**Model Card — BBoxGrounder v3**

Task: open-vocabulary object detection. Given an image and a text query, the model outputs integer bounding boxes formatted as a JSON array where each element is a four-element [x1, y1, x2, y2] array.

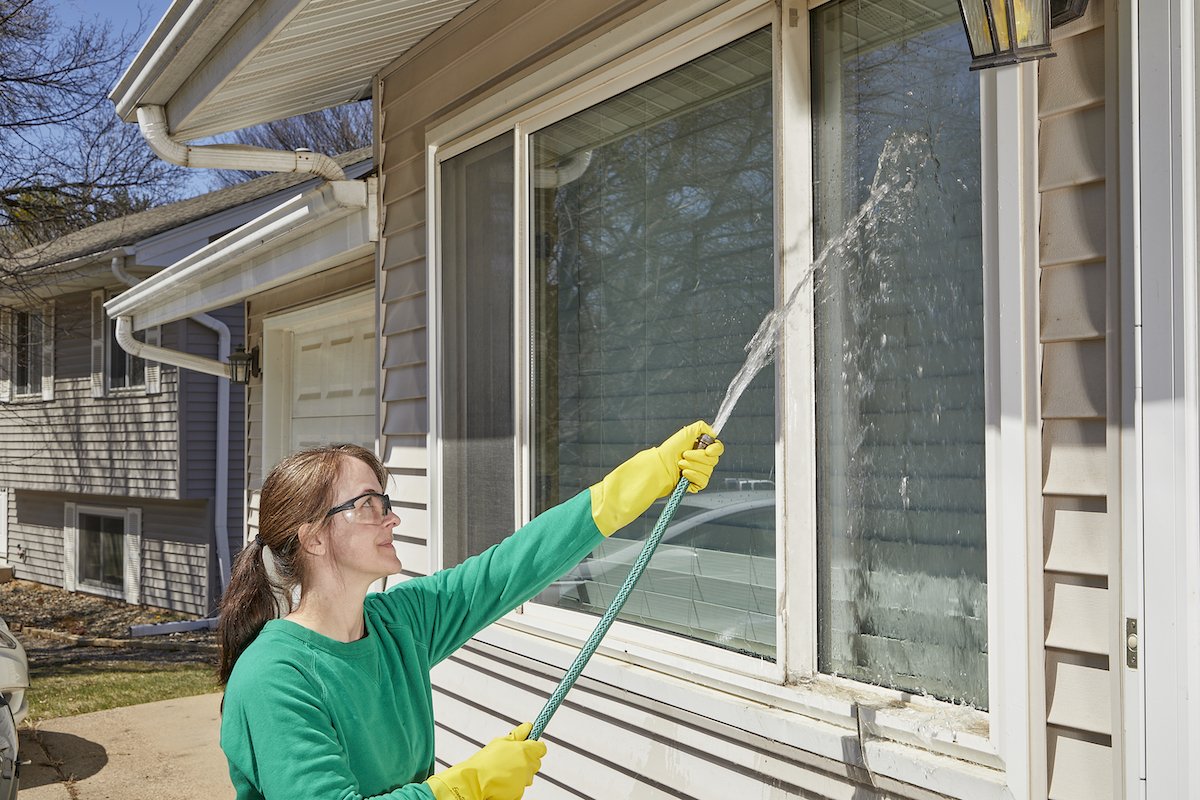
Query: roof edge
[[110, 0, 256, 123]]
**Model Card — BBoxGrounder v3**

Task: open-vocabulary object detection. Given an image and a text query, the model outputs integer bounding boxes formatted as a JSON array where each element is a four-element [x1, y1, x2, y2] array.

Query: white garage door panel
[[285, 307, 376, 454]]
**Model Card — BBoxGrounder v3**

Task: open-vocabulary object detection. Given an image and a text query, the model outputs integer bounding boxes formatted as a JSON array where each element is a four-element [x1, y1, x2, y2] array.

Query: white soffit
[[113, 0, 476, 141], [104, 180, 375, 331]]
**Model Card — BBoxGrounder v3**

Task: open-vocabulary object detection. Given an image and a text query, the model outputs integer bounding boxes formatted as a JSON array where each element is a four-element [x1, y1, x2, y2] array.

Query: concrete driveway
[[18, 693, 233, 799]]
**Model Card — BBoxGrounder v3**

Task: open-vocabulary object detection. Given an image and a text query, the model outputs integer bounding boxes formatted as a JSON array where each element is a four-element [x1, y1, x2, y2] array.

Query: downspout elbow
[[114, 316, 231, 380], [136, 105, 346, 181]]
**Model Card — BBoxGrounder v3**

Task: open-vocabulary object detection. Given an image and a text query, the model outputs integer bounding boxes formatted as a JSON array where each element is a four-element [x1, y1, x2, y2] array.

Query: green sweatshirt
[[220, 489, 604, 800]]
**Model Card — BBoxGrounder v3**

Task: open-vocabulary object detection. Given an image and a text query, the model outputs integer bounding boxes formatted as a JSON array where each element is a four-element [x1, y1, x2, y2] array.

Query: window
[[434, 0, 998, 724], [109, 320, 147, 390], [1, 305, 52, 401], [529, 29, 777, 660], [13, 310, 44, 396], [77, 512, 126, 593], [811, 0, 987, 707], [66, 504, 140, 603], [439, 135, 516, 566], [91, 289, 158, 397]]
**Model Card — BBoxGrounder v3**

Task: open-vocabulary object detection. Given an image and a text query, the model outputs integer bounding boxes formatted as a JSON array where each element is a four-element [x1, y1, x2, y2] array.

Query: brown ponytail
[[217, 443, 387, 685]]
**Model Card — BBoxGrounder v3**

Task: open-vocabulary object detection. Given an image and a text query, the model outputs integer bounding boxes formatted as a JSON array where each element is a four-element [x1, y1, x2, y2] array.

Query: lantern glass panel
[[1015, 0, 1048, 47], [959, 1, 996, 56]]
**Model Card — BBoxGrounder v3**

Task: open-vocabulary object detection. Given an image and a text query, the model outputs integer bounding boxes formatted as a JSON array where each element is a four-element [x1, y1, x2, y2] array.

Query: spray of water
[[710, 131, 930, 437]]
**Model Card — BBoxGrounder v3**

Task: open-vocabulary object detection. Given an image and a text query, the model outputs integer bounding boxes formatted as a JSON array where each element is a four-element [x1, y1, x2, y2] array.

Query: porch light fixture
[[957, 0, 1055, 70], [229, 344, 260, 384]]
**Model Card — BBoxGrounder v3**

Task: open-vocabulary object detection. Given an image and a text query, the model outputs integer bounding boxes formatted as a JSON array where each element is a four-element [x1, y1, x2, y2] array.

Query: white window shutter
[[0, 309, 11, 403], [90, 291, 107, 398], [41, 303, 55, 401], [63, 502, 77, 592], [143, 326, 161, 395], [124, 507, 142, 605]]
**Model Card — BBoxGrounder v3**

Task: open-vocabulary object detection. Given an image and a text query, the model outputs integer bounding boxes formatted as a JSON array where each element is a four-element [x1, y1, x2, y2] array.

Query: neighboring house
[[0, 155, 368, 614], [104, 1, 1197, 799]]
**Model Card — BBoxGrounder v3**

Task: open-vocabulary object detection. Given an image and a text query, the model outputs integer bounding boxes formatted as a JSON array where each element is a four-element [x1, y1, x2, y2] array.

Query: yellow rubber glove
[[589, 421, 725, 537], [426, 723, 545, 800]]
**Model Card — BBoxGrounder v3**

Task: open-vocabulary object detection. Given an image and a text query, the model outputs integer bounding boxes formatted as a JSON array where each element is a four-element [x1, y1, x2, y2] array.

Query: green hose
[[530, 434, 712, 740]]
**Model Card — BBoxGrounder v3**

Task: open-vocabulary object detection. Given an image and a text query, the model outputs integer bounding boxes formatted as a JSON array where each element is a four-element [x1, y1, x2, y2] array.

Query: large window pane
[[812, 0, 987, 706], [530, 29, 777, 659], [440, 134, 516, 564]]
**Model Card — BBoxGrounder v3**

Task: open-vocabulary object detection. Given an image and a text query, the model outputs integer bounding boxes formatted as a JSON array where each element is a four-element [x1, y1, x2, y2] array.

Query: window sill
[[478, 615, 1010, 800], [75, 583, 125, 602]]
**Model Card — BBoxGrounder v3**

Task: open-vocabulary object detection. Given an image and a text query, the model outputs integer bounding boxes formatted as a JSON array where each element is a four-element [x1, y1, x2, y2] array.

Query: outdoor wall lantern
[[958, 0, 1090, 70], [957, 0, 1055, 70], [229, 344, 260, 384]]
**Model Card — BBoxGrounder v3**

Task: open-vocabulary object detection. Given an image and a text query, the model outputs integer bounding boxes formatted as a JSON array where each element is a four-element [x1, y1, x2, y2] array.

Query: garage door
[[286, 301, 376, 452]]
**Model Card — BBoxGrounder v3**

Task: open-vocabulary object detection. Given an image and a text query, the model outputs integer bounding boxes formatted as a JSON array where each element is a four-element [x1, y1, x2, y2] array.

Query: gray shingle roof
[[12, 147, 372, 271]]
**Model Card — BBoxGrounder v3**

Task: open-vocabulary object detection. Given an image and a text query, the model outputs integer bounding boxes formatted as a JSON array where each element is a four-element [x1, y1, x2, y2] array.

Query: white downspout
[[112, 257, 233, 602], [136, 105, 346, 180]]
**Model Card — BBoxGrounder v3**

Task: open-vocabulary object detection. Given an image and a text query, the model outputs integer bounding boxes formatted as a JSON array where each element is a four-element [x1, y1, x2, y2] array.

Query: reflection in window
[[812, 0, 987, 707], [530, 29, 777, 659]]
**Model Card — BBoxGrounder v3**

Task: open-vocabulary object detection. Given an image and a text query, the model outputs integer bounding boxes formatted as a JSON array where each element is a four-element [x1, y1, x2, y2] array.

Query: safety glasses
[[324, 491, 394, 524]]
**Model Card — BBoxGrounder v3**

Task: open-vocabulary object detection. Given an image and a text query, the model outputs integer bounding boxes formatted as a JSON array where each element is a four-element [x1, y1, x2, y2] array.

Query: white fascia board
[[104, 179, 372, 330], [110, 0, 258, 123]]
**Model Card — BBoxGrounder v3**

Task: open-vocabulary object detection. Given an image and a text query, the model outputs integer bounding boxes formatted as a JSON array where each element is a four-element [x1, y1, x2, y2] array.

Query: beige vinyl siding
[[6, 490, 210, 614], [375, 0, 652, 575], [243, 258, 375, 547], [1037, 2, 1121, 798], [375, 3, 936, 798], [0, 291, 180, 497], [434, 641, 950, 800]]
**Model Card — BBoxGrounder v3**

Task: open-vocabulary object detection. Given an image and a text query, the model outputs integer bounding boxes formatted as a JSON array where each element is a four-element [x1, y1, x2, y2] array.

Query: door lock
[[1126, 618, 1138, 669]]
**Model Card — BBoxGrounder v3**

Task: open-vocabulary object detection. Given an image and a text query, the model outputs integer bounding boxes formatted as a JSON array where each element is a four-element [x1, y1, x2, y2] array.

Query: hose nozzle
[[696, 433, 716, 450]]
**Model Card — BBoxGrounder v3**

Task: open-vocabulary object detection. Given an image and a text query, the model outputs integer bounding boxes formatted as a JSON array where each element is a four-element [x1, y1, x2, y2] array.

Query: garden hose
[[530, 433, 715, 740]]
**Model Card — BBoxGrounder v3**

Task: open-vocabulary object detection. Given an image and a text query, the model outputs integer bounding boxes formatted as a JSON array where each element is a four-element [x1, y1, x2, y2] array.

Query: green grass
[[24, 662, 221, 725]]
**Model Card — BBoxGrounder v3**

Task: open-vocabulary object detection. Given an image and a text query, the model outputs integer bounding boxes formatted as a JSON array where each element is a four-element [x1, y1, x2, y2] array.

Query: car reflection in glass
[[536, 488, 777, 659]]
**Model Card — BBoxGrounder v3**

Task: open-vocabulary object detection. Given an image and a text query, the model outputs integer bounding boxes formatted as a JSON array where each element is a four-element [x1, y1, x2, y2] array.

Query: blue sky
[[54, 0, 212, 198], [55, 0, 172, 39]]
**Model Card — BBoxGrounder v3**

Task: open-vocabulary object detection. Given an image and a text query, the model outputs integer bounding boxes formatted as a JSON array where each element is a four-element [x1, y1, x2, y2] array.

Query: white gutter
[[111, 256, 233, 597], [136, 105, 346, 181], [105, 179, 372, 330]]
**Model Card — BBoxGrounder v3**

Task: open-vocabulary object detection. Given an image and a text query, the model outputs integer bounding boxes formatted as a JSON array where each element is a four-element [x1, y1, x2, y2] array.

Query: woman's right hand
[[425, 722, 545, 800]]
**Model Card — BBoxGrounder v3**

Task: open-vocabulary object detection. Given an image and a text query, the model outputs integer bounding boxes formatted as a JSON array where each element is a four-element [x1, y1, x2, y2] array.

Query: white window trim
[[426, 2, 1038, 795], [8, 303, 53, 401], [70, 504, 142, 604]]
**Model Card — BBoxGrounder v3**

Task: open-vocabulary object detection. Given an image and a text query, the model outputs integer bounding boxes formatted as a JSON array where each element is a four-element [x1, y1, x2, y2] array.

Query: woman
[[217, 422, 723, 800]]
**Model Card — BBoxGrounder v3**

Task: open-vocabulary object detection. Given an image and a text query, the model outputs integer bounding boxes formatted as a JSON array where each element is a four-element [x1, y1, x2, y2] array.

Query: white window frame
[[68, 504, 142, 604], [6, 304, 53, 401], [426, 2, 1038, 796]]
